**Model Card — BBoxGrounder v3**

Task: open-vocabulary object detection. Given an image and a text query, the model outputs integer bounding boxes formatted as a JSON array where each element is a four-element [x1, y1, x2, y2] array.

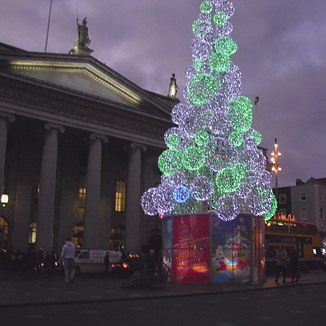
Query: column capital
[[129, 142, 147, 152], [0, 113, 15, 123], [90, 133, 108, 143], [45, 123, 65, 134]]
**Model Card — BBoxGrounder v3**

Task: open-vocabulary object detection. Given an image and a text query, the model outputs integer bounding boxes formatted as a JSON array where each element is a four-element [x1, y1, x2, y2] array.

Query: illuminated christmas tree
[[141, 0, 277, 221]]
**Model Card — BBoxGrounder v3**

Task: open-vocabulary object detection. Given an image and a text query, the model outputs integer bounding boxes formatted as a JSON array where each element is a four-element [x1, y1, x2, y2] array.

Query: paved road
[[1, 269, 326, 307], [1, 283, 326, 326]]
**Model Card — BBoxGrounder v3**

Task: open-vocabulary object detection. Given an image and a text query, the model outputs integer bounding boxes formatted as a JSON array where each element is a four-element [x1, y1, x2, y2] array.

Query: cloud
[[1, 0, 326, 186]]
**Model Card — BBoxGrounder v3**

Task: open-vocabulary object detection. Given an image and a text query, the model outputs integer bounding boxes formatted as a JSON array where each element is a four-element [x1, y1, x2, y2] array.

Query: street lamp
[[271, 138, 282, 207], [1, 193, 9, 207]]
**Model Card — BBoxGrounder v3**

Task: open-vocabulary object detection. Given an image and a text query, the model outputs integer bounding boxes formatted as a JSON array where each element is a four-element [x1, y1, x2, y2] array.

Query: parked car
[[111, 253, 145, 278]]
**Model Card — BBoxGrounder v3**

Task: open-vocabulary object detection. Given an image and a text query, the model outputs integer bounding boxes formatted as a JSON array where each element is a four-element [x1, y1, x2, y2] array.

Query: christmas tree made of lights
[[141, 0, 277, 222]]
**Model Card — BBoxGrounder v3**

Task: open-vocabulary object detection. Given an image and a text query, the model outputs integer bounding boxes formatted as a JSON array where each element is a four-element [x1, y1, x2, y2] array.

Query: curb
[[1, 280, 325, 309]]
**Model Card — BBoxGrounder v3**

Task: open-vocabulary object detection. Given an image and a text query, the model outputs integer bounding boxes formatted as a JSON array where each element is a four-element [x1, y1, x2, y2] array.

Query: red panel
[[172, 214, 210, 283]]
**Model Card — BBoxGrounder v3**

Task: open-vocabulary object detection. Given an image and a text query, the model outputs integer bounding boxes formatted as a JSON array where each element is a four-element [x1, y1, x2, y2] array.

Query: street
[[1, 283, 326, 326]]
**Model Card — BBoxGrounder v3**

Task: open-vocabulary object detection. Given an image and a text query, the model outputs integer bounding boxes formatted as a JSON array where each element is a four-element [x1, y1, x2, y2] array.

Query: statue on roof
[[77, 17, 91, 48], [168, 73, 178, 98]]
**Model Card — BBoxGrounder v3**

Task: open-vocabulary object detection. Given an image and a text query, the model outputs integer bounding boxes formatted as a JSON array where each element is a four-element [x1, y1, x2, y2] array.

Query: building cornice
[[0, 73, 173, 148]]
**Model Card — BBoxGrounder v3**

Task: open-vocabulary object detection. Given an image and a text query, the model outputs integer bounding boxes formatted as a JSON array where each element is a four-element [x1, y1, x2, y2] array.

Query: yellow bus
[[265, 218, 323, 273]]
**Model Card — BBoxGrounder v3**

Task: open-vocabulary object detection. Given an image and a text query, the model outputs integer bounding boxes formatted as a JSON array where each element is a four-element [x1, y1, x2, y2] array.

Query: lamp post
[[271, 138, 282, 209]]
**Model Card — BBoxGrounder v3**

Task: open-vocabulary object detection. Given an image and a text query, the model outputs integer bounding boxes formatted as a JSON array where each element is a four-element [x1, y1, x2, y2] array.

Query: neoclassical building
[[0, 40, 178, 254]]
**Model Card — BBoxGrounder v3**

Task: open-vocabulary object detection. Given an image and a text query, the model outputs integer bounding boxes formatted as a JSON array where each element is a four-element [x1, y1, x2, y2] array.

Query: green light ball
[[213, 12, 227, 26], [215, 37, 238, 55], [182, 147, 205, 171], [215, 168, 239, 194], [166, 133, 180, 149], [200, 1, 213, 14], [158, 149, 183, 176], [187, 74, 219, 106], [230, 96, 252, 113], [229, 97, 253, 133], [209, 51, 231, 72], [232, 163, 247, 183], [228, 131, 244, 147], [195, 130, 210, 146], [229, 110, 252, 133], [248, 130, 262, 145]]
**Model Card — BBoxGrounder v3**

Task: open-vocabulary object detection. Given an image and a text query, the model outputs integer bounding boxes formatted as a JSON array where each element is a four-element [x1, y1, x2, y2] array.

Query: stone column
[[125, 143, 146, 253], [56, 143, 81, 252], [12, 184, 32, 251], [83, 133, 108, 249], [36, 123, 65, 253], [0, 114, 15, 197]]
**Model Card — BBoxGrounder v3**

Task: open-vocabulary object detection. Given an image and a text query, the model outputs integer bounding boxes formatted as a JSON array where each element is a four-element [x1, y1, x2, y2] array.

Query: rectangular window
[[279, 194, 286, 204], [300, 193, 307, 201], [29, 222, 37, 244], [115, 181, 126, 212], [320, 208, 324, 219], [320, 192, 323, 201]]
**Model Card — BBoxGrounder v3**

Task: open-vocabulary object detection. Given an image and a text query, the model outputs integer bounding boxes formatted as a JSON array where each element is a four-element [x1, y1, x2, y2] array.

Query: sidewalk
[[0, 269, 326, 308]]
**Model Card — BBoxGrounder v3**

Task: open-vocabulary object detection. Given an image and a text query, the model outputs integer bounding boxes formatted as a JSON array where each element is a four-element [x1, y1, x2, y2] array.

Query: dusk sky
[[1, 0, 326, 188]]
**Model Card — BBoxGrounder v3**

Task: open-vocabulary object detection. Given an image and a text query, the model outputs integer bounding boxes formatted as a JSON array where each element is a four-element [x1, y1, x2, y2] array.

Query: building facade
[[275, 178, 326, 242], [0, 42, 178, 254]]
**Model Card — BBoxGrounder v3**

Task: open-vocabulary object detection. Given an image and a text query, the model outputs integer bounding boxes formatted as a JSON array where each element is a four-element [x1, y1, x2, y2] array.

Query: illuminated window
[[72, 225, 83, 248], [29, 222, 37, 243], [79, 187, 86, 208], [115, 181, 126, 212]]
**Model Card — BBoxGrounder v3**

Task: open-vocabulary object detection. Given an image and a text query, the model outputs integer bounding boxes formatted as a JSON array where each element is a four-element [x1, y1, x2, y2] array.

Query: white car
[[74, 249, 122, 274]]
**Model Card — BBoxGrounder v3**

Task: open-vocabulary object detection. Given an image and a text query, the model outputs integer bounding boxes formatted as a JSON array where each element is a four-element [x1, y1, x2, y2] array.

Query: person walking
[[274, 246, 288, 283], [60, 238, 76, 286]]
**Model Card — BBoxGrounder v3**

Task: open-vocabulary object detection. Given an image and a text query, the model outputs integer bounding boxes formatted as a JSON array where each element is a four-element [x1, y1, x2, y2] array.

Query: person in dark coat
[[104, 252, 110, 273], [289, 249, 300, 283], [145, 249, 158, 270]]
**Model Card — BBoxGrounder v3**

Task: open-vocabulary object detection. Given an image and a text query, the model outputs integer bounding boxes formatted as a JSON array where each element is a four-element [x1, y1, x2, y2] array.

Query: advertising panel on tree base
[[162, 214, 265, 284]]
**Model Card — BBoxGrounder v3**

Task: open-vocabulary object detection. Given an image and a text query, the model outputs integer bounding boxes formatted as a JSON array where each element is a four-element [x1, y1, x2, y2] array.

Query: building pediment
[[7, 59, 142, 106], [0, 44, 178, 119]]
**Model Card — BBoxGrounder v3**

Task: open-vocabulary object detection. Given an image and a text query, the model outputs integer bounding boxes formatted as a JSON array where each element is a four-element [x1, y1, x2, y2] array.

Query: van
[[74, 249, 122, 274]]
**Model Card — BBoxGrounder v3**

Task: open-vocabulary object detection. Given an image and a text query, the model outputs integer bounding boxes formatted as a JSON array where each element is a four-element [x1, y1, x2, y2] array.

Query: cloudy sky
[[1, 0, 326, 187]]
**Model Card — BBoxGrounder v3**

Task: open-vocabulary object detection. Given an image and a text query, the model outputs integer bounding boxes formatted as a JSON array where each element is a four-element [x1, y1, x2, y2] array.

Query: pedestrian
[[274, 246, 288, 283], [60, 238, 76, 286], [289, 249, 300, 283], [35, 248, 44, 274], [145, 249, 158, 270], [104, 252, 110, 274]]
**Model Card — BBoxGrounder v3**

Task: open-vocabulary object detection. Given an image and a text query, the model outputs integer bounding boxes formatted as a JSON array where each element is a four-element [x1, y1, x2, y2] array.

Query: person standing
[[274, 246, 288, 283], [60, 238, 76, 285], [289, 249, 300, 283], [104, 252, 110, 274]]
